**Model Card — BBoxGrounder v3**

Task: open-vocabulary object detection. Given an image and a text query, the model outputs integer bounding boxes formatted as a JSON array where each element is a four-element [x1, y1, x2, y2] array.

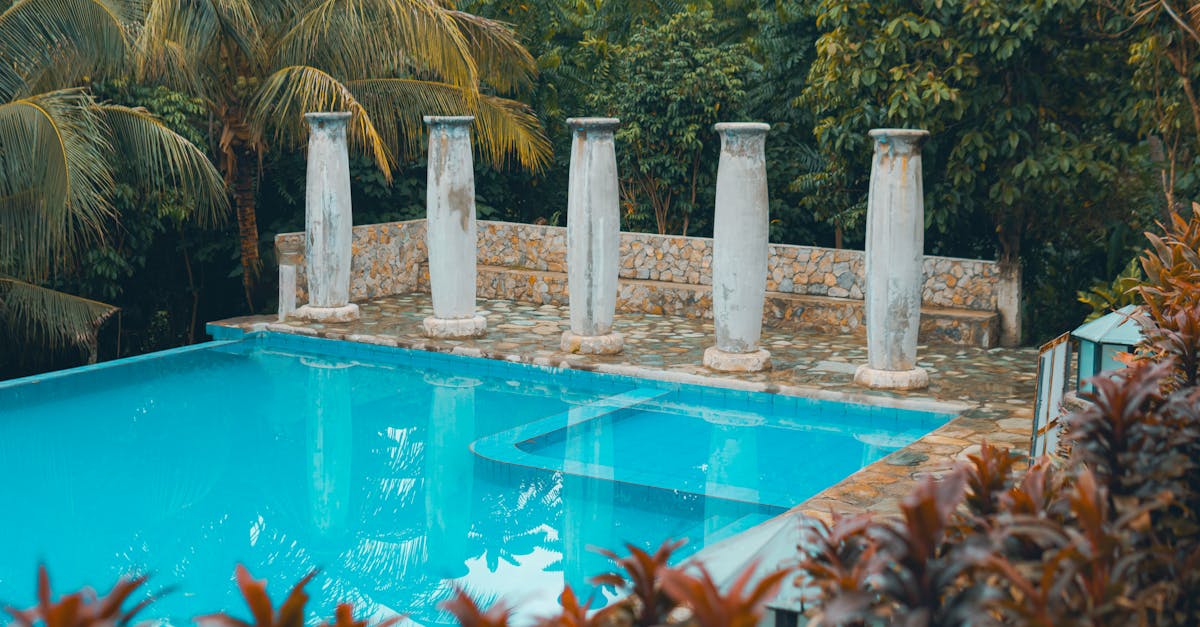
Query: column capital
[[714, 122, 770, 136], [869, 128, 929, 153], [424, 115, 474, 128], [305, 111, 352, 131], [567, 117, 620, 133]]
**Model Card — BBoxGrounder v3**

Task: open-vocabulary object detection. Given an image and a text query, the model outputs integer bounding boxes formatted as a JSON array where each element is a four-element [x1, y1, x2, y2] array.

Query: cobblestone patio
[[213, 292, 1037, 522]]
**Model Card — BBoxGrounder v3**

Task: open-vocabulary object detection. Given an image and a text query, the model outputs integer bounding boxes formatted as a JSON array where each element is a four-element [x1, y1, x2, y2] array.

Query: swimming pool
[[0, 331, 951, 623]]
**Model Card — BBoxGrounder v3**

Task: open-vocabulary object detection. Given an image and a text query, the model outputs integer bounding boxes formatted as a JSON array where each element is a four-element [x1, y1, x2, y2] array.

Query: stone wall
[[277, 219, 426, 304], [474, 221, 1004, 311], [277, 218, 1018, 346]]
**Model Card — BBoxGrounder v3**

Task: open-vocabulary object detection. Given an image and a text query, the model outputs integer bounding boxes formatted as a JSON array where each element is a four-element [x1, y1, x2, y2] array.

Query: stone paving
[[213, 292, 1038, 523]]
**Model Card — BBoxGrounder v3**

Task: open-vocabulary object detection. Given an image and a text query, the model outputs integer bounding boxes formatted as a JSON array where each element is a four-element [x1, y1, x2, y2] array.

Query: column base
[[703, 347, 771, 373], [293, 303, 360, 323], [561, 331, 624, 355], [853, 365, 929, 390], [423, 315, 487, 339]]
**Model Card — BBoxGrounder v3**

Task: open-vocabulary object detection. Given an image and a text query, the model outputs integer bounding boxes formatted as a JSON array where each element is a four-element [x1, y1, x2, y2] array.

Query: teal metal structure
[[1072, 304, 1144, 391]]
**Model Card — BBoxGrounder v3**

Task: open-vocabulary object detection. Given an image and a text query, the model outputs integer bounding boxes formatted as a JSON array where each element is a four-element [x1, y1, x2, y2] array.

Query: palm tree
[[134, 0, 552, 308], [0, 0, 228, 359]]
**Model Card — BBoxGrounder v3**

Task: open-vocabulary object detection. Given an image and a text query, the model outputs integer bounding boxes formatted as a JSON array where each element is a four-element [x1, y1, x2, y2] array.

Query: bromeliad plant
[[7, 543, 788, 627], [4, 566, 159, 627]]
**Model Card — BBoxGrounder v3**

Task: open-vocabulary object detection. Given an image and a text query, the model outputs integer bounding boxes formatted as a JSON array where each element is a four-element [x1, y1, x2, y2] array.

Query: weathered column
[[561, 117, 624, 355], [294, 112, 359, 322], [276, 237, 302, 321], [854, 129, 930, 390], [704, 123, 772, 372], [423, 116, 486, 338]]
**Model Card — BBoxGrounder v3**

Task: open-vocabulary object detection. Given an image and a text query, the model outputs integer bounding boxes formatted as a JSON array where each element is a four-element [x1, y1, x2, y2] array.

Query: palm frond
[[249, 65, 394, 178], [15, 46, 97, 97], [0, 0, 135, 99], [444, 10, 535, 94], [94, 103, 230, 226], [0, 88, 114, 281], [347, 78, 550, 171], [207, 0, 270, 73], [274, 0, 479, 92], [0, 276, 117, 350], [134, 0, 223, 95]]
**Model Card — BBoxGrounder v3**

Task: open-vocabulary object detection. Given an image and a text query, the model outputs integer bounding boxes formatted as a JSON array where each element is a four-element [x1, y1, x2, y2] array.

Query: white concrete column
[[276, 238, 302, 321], [561, 117, 624, 355], [294, 112, 359, 322], [704, 123, 772, 373], [854, 128, 930, 390], [423, 116, 486, 338]]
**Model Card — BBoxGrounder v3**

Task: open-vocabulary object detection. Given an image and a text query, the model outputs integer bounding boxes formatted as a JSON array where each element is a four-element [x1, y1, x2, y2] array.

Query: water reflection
[[423, 374, 480, 579], [302, 357, 355, 537], [702, 410, 761, 541], [562, 402, 614, 602]]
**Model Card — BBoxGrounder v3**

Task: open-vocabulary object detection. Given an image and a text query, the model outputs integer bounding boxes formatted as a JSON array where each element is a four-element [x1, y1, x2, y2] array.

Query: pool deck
[[212, 292, 1037, 525]]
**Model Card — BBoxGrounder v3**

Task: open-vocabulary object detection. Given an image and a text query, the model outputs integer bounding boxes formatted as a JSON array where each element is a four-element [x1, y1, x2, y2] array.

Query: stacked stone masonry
[[277, 219, 1015, 347]]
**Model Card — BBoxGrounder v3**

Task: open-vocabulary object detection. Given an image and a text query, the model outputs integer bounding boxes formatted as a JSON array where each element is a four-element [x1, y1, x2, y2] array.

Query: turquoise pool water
[[0, 332, 950, 623]]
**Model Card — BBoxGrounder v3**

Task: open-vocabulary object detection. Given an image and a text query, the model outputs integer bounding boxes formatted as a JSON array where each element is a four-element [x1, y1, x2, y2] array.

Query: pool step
[[469, 387, 672, 475]]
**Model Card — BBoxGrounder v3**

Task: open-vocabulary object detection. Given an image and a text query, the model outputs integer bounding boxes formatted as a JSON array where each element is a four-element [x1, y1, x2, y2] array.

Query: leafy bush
[[792, 209, 1200, 625]]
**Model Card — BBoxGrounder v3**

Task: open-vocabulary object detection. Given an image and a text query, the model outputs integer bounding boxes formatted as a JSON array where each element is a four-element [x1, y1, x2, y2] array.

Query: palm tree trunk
[[233, 148, 260, 311]]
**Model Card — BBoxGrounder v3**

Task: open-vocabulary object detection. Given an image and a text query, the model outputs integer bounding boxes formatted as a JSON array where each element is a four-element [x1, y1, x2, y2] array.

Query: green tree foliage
[[0, 0, 227, 361], [803, 0, 1142, 260], [1101, 1, 1200, 213], [467, 0, 767, 229], [589, 10, 754, 235], [746, 2, 827, 246], [800, 0, 1160, 339]]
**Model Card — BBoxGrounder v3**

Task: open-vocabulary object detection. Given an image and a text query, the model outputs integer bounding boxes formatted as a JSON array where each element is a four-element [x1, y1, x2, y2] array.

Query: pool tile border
[[0, 340, 239, 392]]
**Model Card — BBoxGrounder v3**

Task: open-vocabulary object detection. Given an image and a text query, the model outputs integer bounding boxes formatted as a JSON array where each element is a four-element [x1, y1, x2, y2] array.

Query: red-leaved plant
[[196, 566, 317, 627], [441, 588, 513, 627], [659, 563, 790, 627], [196, 565, 401, 627], [4, 566, 158, 627], [590, 539, 685, 626]]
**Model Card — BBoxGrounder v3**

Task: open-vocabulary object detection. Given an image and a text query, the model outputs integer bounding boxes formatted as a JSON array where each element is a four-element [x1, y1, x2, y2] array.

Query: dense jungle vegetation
[[2, 0, 1197, 377]]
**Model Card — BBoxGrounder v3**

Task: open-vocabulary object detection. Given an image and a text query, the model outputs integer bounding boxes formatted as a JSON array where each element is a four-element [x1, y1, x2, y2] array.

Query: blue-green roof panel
[[1072, 304, 1144, 345]]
